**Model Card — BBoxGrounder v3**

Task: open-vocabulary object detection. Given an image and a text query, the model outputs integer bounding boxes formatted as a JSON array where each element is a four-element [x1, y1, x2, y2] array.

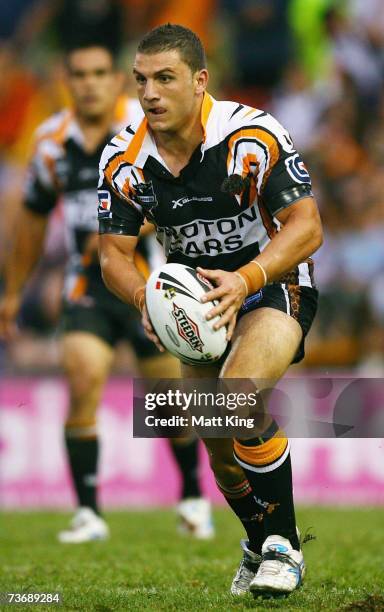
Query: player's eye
[[135, 75, 146, 84], [71, 71, 85, 79], [159, 75, 172, 83]]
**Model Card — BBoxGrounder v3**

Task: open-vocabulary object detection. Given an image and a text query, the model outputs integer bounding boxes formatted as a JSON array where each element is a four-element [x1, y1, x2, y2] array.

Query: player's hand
[[141, 302, 165, 352], [0, 294, 21, 341], [197, 267, 247, 341]]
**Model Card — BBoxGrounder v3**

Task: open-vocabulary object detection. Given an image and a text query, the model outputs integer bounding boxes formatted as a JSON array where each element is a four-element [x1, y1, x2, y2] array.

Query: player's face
[[66, 47, 120, 119], [133, 50, 207, 133]]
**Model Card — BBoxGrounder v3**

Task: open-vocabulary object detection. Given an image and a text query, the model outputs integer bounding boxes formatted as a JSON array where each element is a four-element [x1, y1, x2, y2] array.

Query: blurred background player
[[0, 41, 213, 542]]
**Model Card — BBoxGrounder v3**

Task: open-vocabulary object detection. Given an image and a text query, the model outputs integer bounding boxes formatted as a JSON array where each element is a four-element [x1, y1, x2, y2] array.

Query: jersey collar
[[123, 91, 215, 169]]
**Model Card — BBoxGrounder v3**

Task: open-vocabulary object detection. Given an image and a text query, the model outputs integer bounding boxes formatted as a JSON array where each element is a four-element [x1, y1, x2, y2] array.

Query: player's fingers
[[141, 309, 154, 332], [196, 267, 223, 282], [201, 285, 227, 303], [213, 304, 236, 330], [154, 340, 165, 353], [206, 295, 234, 319], [143, 327, 165, 352], [141, 308, 165, 351], [226, 315, 237, 341]]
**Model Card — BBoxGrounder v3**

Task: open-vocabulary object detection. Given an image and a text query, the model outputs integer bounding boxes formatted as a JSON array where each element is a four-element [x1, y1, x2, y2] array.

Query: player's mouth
[[83, 95, 99, 104], [148, 107, 167, 116]]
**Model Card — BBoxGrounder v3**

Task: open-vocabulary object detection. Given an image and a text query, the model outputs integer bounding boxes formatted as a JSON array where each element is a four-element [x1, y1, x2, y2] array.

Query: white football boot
[[230, 539, 262, 596], [250, 534, 305, 596], [176, 497, 215, 540], [58, 507, 109, 543]]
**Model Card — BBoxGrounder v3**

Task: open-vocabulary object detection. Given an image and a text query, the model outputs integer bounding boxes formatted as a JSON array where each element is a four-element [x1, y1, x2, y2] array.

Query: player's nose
[[143, 79, 159, 101]]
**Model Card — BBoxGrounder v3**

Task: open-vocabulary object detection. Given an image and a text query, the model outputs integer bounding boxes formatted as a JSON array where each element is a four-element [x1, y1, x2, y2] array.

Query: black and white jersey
[[24, 97, 144, 300], [98, 93, 315, 287]]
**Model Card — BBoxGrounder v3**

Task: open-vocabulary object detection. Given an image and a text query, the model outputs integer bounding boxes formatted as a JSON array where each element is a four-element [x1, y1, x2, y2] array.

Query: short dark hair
[[137, 24, 206, 73], [65, 41, 117, 70]]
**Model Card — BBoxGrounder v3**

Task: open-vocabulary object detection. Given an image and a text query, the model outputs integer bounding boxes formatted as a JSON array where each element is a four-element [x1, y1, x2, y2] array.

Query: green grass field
[[1, 508, 383, 611]]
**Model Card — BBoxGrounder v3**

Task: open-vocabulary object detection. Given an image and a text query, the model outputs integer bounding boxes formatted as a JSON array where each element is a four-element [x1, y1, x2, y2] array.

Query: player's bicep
[[275, 196, 323, 251], [275, 195, 321, 226], [99, 233, 139, 268]]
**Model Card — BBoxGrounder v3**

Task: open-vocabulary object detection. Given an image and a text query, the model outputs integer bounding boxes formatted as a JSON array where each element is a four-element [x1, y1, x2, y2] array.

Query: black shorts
[[236, 282, 318, 363], [60, 296, 158, 357]]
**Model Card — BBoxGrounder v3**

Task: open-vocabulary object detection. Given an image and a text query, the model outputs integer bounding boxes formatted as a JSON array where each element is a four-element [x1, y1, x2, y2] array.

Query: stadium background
[[1, 0, 384, 509]]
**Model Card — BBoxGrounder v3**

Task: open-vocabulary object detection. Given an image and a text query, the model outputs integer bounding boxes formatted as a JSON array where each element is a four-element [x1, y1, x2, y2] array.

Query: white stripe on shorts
[[282, 285, 290, 315]]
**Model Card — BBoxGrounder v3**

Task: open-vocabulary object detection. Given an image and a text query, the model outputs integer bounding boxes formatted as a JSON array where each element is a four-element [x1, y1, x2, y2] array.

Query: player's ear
[[195, 69, 208, 95]]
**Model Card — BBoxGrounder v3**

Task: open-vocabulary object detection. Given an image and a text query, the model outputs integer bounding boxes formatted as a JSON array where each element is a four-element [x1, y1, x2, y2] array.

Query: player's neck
[[154, 106, 203, 177], [76, 110, 114, 154]]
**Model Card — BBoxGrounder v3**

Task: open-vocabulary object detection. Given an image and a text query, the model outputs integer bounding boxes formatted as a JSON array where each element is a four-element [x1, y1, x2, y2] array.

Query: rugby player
[[97, 25, 323, 596], [0, 42, 213, 543]]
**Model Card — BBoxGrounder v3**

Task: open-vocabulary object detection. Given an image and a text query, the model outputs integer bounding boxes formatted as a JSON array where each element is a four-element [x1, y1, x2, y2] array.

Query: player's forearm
[[3, 209, 47, 296], [237, 197, 323, 294], [100, 248, 146, 309], [256, 213, 322, 281]]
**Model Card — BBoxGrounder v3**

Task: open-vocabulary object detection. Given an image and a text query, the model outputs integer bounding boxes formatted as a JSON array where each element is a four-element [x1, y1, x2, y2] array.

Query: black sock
[[169, 438, 201, 499], [65, 435, 99, 514], [217, 479, 265, 555], [234, 445, 300, 551]]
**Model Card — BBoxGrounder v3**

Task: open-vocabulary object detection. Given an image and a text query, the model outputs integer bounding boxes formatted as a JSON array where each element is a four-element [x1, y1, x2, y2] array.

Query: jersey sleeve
[[228, 111, 313, 217], [23, 140, 57, 215], [260, 144, 313, 216], [97, 142, 145, 236]]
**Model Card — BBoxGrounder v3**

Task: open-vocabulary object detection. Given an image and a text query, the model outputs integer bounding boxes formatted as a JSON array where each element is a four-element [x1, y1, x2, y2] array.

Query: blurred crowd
[[1, 0, 383, 374]]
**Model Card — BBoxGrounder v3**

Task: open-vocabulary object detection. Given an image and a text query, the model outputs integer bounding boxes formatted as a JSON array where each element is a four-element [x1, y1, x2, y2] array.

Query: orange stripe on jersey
[[124, 117, 148, 165], [227, 128, 279, 178], [136, 168, 145, 182], [201, 92, 214, 141], [52, 112, 72, 145], [36, 111, 72, 147], [43, 153, 58, 188], [104, 152, 127, 186], [122, 167, 145, 198]]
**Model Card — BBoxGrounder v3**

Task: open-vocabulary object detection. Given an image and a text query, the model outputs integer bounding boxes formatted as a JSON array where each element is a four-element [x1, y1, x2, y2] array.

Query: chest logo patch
[[133, 180, 158, 214]]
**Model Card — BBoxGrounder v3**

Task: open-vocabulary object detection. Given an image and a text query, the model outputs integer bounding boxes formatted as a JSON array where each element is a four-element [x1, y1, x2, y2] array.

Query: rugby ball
[[145, 263, 228, 364]]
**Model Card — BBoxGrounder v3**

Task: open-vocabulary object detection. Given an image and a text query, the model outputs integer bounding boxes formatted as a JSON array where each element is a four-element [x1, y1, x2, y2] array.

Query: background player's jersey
[[98, 93, 315, 287], [24, 97, 144, 301]]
